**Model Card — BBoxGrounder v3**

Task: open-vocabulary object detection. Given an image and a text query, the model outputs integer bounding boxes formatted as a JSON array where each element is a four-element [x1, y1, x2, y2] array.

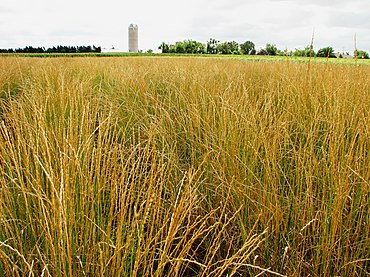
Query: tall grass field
[[0, 56, 369, 276]]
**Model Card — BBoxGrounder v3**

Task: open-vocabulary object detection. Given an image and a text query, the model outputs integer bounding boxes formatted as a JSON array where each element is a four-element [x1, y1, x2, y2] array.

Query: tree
[[195, 41, 206, 54], [158, 42, 170, 53], [217, 41, 239, 55], [265, 44, 278, 56], [169, 44, 176, 53], [354, 49, 369, 59], [240, 41, 255, 55], [317, 47, 335, 58], [183, 40, 195, 53], [207, 38, 220, 54], [277, 48, 289, 56], [183, 40, 206, 54], [175, 42, 185, 53], [257, 48, 268, 55], [93, 46, 101, 53], [0, 48, 15, 53], [3, 45, 100, 54], [291, 46, 316, 57]]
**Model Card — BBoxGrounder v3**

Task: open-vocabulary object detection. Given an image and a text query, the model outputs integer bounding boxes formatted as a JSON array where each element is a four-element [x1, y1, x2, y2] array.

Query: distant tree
[[183, 40, 206, 54], [175, 42, 185, 53], [317, 47, 335, 58], [354, 49, 369, 59], [183, 40, 195, 53], [92, 45, 101, 53], [257, 48, 268, 55], [216, 43, 227, 54], [146, 49, 153, 54], [292, 48, 303, 57], [46, 46, 55, 53], [169, 44, 176, 53], [13, 46, 45, 53], [277, 48, 289, 56], [291, 46, 315, 57], [158, 42, 170, 53], [229, 41, 240, 54], [227, 41, 240, 55], [8, 45, 100, 54], [308, 45, 315, 57], [217, 41, 239, 55], [265, 44, 278, 56], [240, 41, 255, 55], [0, 45, 97, 53], [196, 42, 206, 54], [206, 38, 220, 54], [0, 48, 14, 53]]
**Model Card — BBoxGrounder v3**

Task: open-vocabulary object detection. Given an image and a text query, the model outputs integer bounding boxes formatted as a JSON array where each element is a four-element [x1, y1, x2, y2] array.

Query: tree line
[[0, 45, 102, 54], [158, 39, 369, 59]]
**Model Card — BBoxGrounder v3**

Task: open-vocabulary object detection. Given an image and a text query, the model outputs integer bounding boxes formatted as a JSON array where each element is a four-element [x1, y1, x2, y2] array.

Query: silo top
[[129, 24, 138, 29]]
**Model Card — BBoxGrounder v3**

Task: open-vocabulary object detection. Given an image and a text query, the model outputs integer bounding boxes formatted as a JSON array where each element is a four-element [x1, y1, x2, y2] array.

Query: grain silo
[[128, 24, 139, 53]]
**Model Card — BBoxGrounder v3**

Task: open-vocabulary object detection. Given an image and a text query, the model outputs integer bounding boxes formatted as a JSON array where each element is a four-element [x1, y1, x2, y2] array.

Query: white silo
[[128, 24, 139, 53]]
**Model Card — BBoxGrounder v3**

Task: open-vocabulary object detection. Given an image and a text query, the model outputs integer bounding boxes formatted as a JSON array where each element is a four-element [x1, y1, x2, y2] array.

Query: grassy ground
[[0, 56, 369, 276]]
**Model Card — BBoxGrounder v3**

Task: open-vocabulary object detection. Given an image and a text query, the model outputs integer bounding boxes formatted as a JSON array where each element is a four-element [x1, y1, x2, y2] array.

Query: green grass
[[0, 56, 369, 276]]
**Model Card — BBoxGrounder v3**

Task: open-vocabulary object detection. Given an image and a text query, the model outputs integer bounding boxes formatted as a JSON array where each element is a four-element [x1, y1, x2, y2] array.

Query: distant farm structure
[[128, 24, 139, 53]]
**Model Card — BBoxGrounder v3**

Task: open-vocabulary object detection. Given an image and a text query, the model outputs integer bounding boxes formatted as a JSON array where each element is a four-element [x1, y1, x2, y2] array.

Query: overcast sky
[[1, 0, 369, 53]]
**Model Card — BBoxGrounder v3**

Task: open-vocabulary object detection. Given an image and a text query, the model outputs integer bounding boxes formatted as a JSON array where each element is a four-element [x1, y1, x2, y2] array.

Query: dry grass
[[0, 56, 369, 276]]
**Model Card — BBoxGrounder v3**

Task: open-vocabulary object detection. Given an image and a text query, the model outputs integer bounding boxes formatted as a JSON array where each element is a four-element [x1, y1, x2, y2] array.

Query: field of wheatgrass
[[0, 56, 369, 276]]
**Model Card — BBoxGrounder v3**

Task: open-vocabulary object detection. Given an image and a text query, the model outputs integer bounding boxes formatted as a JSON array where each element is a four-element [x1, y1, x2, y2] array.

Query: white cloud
[[0, 0, 369, 53], [268, 0, 362, 6], [327, 12, 370, 29]]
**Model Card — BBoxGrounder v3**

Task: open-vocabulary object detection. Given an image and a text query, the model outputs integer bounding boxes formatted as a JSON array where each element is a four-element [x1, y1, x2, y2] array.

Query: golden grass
[[0, 56, 369, 276]]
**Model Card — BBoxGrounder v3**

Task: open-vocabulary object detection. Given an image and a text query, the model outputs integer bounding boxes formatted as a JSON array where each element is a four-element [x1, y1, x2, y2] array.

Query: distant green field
[[1, 52, 369, 65]]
